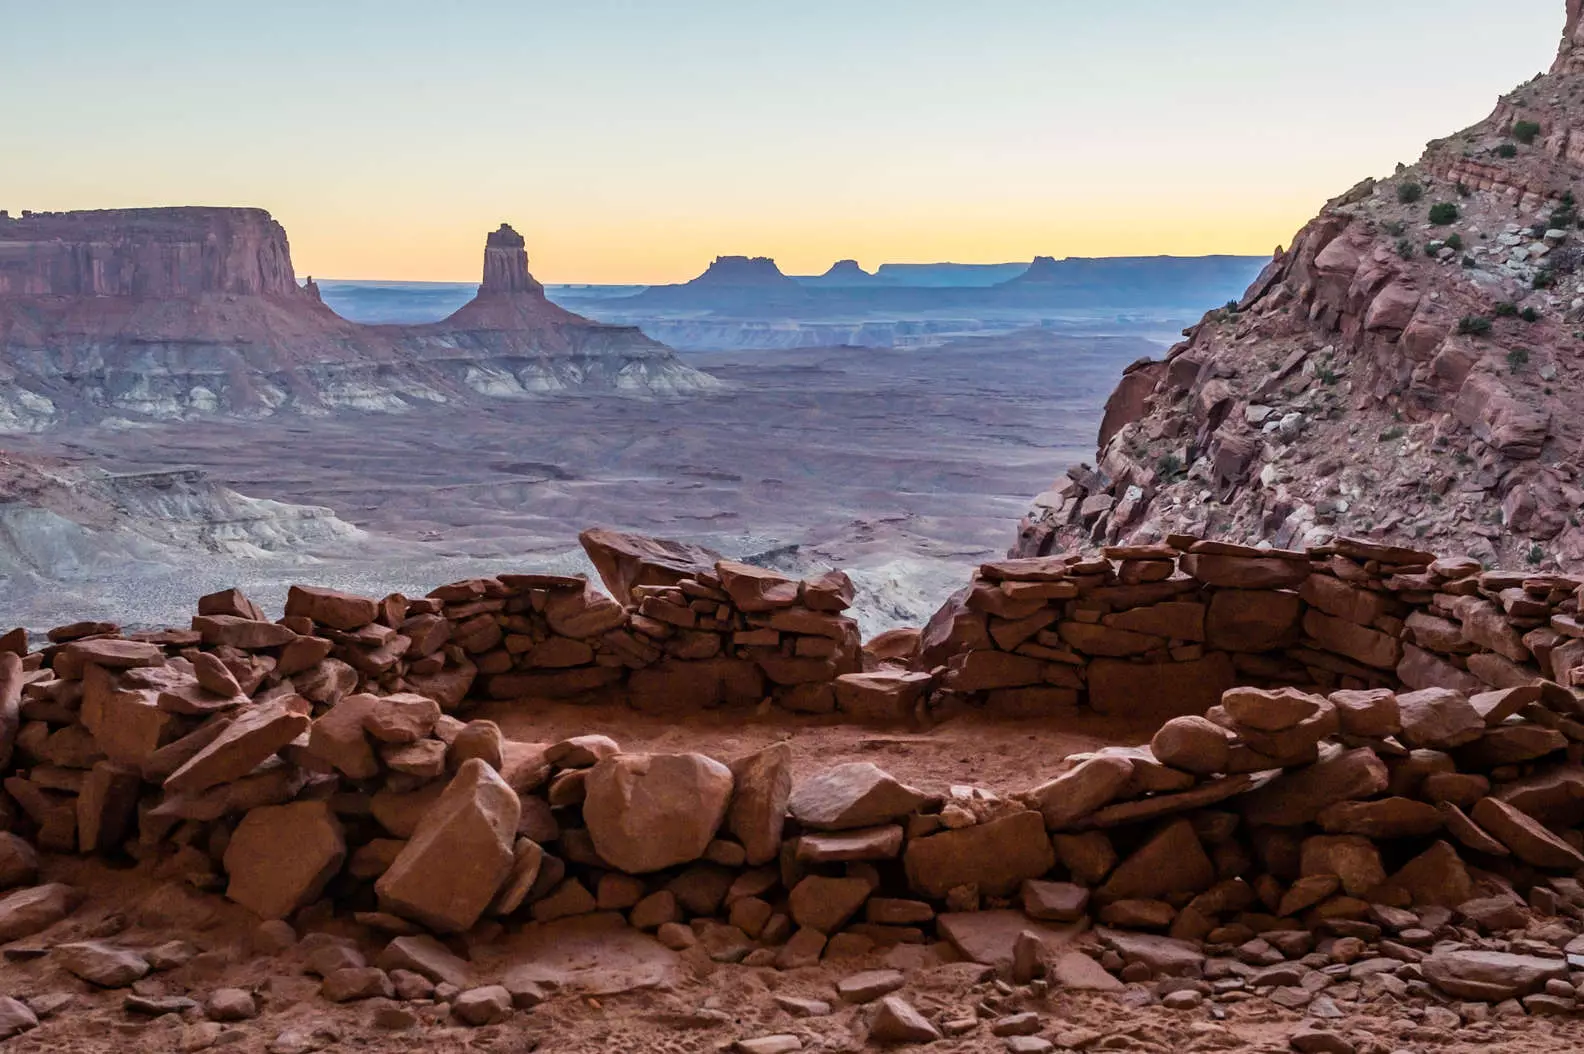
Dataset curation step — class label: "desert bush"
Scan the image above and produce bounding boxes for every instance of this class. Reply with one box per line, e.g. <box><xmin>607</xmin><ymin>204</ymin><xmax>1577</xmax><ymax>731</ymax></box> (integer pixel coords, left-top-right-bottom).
<box><xmin>1457</xmin><ymin>315</ymin><xmax>1492</xmax><ymax>336</ymax></box>
<box><xmin>1397</xmin><ymin>182</ymin><xmax>1424</xmax><ymax>204</ymax></box>
<box><xmin>1521</xmin><ymin>306</ymin><xmax>1540</xmax><ymax>323</ymax></box>
<box><xmin>1429</xmin><ymin>202</ymin><xmax>1459</xmax><ymax>225</ymax></box>
<box><xmin>1495</xmin><ymin>301</ymin><xmax>1518</xmax><ymax>317</ymax></box>
<box><xmin>1513</xmin><ymin>120</ymin><xmax>1542</xmax><ymax>145</ymax></box>
<box><xmin>1497</xmin><ymin>143</ymin><xmax>1518</xmax><ymax>159</ymax></box>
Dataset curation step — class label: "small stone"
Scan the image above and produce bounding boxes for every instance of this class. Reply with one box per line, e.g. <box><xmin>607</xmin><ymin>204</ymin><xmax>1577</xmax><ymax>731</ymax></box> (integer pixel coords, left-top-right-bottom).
<box><xmin>55</xmin><ymin>941</ymin><xmax>149</xmax><ymax>987</ymax></box>
<box><xmin>321</xmin><ymin>967</ymin><xmax>394</xmax><ymax>1002</ymax></box>
<box><xmin>990</xmin><ymin>1011</ymin><xmax>1042</xmax><ymax>1036</ymax></box>
<box><xmin>656</xmin><ymin>922</ymin><xmax>696</xmax><ymax>950</ymax></box>
<box><xmin>1004</xmin><ymin>1039</ymin><xmax>1054</xmax><ymax>1054</ymax></box>
<box><xmin>735</xmin><ymin>1037</ymin><xmax>802</xmax><ymax>1054</ymax></box>
<box><xmin>206</xmin><ymin>988</ymin><xmax>257</xmax><ymax>1022</ymax></box>
<box><xmin>838</xmin><ymin>968</ymin><xmax>906</xmax><ymax>1003</ymax></box>
<box><xmin>373</xmin><ymin>1005</ymin><xmax>418</xmax><ymax>1030</ymax></box>
<box><xmin>869</xmin><ymin>995</ymin><xmax>942</xmax><ymax>1044</ymax></box>
<box><xmin>252</xmin><ymin>919</ymin><xmax>297</xmax><ymax>955</ymax></box>
<box><xmin>452</xmin><ymin>985</ymin><xmax>512</xmax><ymax>1026</ymax></box>
<box><xmin>1161</xmin><ymin>989</ymin><xmax>1204</xmax><ymax>1009</ymax></box>
<box><xmin>774</xmin><ymin>995</ymin><xmax>832</xmax><ymax>1017</ymax></box>
<box><xmin>1290</xmin><ymin>1029</ymin><xmax>1355</xmax><ymax>1054</ymax></box>
<box><xmin>0</xmin><ymin>997</ymin><xmax>37</xmax><ymax>1039</ymax></box>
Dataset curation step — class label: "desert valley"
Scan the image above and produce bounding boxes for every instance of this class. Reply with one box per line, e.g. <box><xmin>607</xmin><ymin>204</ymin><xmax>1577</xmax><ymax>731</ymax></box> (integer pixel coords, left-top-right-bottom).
<box><xmin>7</xmin><ymin>4</ymin><xmax>1584</xmax><ymax>1054</ymax></box>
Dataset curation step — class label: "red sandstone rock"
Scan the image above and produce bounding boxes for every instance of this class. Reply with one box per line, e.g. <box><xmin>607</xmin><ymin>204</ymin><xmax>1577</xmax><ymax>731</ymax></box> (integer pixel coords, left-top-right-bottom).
<box><xmin>223</xmin><ymin>801</ymin><xmax>346</xmax><ymax>920</ymax></box>
<box><xmin>583</xmin><ymin>753</ymin><xmax>733</xmax><ymax>874</ymax></box>
<box><xmin>376</xmin><ymin>759</ymin><xmax>520</xmax><ymax>932</ymax></box>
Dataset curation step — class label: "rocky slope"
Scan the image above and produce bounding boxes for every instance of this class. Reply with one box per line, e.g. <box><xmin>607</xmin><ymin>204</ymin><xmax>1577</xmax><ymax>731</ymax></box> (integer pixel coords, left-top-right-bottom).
<box><xmin>1014</xmin><ymin>1</ymin><xmax>1584</xmax><ymax>573</ymax></box>
<box><xmin>0</xmin><ymin>212</ymin><xmax>713</xmax><ymax>430</ymax></box>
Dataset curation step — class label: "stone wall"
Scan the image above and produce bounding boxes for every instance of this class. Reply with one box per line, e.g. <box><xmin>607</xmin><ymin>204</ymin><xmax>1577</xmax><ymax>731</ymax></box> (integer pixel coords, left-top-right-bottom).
<box><xmin>3</xmin><ymin>527</ymin><xmax>1584</xmax><ymax>1010</ymax></box>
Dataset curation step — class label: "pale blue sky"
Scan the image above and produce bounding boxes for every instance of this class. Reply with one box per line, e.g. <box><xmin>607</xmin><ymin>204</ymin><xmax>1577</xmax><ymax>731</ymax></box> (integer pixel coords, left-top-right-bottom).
<box><xmin>0</xmin><ymin>0</ymin><xmax>1563</xmax><ymax>282</ymax></box>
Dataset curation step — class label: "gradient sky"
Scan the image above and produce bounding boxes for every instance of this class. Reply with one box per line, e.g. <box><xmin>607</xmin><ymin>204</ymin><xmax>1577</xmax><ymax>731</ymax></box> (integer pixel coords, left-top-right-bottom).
<box><xmin>1</xmin><ymin>0</ymin><xmax>1564</xmax><ymax>284</ymax></box>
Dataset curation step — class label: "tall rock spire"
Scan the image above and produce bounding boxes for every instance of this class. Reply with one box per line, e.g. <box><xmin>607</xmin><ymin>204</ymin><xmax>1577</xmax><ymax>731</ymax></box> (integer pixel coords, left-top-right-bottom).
<box><xmin>480</xmin><ymin>223</ymin><xmax>542</xmax><ymax>294</ymax></box>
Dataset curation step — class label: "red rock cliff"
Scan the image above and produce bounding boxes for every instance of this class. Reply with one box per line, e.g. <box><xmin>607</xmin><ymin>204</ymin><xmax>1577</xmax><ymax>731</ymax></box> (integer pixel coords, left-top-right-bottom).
<box><xmin>0</xmin><ymin>207</ymin><xmax>303</xmax><ymax>298</ymax></box>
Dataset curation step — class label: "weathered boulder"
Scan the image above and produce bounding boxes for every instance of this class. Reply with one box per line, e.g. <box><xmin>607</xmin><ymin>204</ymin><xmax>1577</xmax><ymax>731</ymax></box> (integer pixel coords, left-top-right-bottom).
<box><xmin>376</xmin><ymin>759</ymin><xmax>520</xmax><ymax>932</ymax></box>
<box><xmin>584</xmin><ymin>753</ymin><xmax>733</xmax><ymax>873</ymax></box>
<box><xmin>0</xmin><ymin>883</ymin><xmax>79</xmax><ymax>941</ymax></box>
<box><xmin>224</xmin><ymin>801</ymin><xmax>347</xmax><ymax>920</ymax></box>
<box><xmin>1098</xmin><ymin>819</ymin><xmax>1214</xmax><ymax>902</ymax></box>
<box><xmin>903</xmin><ymin>811</ymin><xmax>1056</xmax><ymax>898</ymax></box>
<box><xmin>1397</xmin><ymin>689</ymin><xmax>1485</xmax><ymax>749</ymax></box>
<box><xmin>1026</xmin><ymin>756</ymin><xmax>1134</xmax><ymax>829</ymax></box>
<box><xmin>788</xmin><ymin>763</ymin><xmax>929</xmax><ymax>831</ymax></box>
<box><xmin>1149</xmin><ymin>716</ymin><xmax>1231</xmax><ymax>775</ymax></box>
<box><xmin>1423</xmin><ymin>949</ymin><xmax>1569</xmax><ymax>1001</ymax></box>
<box><xmin>728</xmin><ymin>744</ymin><xmax>791</xmax><ymax>866</ymax></box>
<box><xmin>1471</xmin><ymin>796</ymin><xmax>1584</xmax><ymax>869</ymax></box>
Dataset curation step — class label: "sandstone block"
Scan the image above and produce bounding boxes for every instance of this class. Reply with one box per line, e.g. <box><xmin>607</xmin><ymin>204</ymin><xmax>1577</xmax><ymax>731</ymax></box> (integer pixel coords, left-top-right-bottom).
<box><xmin>584</xmin><ymin>753</ymin><xmax>733</xmax><ymax>874</ymax></box>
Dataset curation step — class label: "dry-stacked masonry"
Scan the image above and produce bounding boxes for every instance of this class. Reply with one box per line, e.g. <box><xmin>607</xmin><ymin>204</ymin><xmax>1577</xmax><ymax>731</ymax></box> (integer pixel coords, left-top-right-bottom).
<box><xmin>3</xmin><ymin>529</ymin><xmax>1584</xmax><ymax>1014</ymax></box>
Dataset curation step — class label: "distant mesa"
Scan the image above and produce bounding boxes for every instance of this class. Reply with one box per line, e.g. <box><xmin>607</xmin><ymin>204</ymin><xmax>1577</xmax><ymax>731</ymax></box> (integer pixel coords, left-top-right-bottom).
<box><xmin>0</xmin><ymin>207</ymin><xmax>713</xmax><ymax>431</ymax></box>
<box><xmin>799</xmin><ymin>259</ymin><xmax>884</xmax><ymax>288</ymax></box>
<box><xmin>687</xmin><ymin>255</ymin><xmax>799</xmax><ymax>288</ymax></box>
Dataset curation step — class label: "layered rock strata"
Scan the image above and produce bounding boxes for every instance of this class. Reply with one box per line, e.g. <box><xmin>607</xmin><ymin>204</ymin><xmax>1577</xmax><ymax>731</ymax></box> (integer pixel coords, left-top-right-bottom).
<box><xmin>1012</xmin><ymin>3</ymin><xmax>1584</xmax><ymax>572</ymax></box>
<box><xmin>0</xmin><ymin>211</ymin><xmax>713</xmax><ymax>430</ymax></box>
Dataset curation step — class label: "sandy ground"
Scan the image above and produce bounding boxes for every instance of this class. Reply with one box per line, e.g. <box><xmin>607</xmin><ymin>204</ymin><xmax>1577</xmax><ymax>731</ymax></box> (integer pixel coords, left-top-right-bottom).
<box><xmin>3</xmin><ymin>714</ymin><xmax>1584</xmax><ymax>1053</ymax></box>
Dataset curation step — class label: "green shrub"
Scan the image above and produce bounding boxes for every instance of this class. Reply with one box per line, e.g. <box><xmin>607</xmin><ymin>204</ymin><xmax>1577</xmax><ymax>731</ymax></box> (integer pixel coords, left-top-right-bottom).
<box><xmin>1383</xmin><ymin>220</ymin><xmax>1406</xmax><ymax>236</ymax></box>
<box><xmin>1429</xmin><ymin>202</ymin><xmax>1459</xmax><ymax>225</ymax></box>
<box><xmin>1513</xmin><ymin>120</ymin><xmax>1543</xmax><ymax>145</ymax></box>
<box><xmin>1534</xmin><ymin>269</ymin><xmax>1557</xmax><ymax>289</ymax></box>
<box><xmin>1445</xmin><ymin>233</ymin><xmax>1463</xmax><ymax>251</ymax></box>
<box><xmin>1396</xmin><ymin>238</ymin><xmax>1415</xmax><ymax>260</ymax></box>
<box><xmin>1495</xmin><ymin>301</ymin><xmax>1519</xmax><ymax>317</ymax></box>
<box><xmin>1379</xmin><ymin>426</ymin><xmax>1406</xmax><ymax>442</ymax></box>
<box><xmin>1157</xmin><ymin>452</ymin><xmax>1183</xmax><ymax>478</ymax></box>
<box><xmin>1457</xmin><ymin>182</ymin><xmax>1472</xmax><ymax>197</ymax></box>
<box><xmin>1497</xmin><ymin>143</ymin><xmax>1518</xmax><ymax>159</ymax></box>
<box><xmin>1521</xmin><ymin>306</ymin><xmax>1540</xmax><ymax>322</ymax></box>
<box><xmin>1457</xmin><ymin>315</ymin><xmax>1492</xmax><ymax>336</ymax></box>
<box><xmin>1397</xmin><ymin>182</ymin><xmax>1424</xmax><ymax>204</ymax></box>
<box><xmin>1508</xmin><ymin>347</ymin><xmax>1531</xmax><ymax>370</ymax></box>
<box><xmin>1528</xmin><ymin>544</ymin><xmax>1545</xmax><ymax>565</ymax></box>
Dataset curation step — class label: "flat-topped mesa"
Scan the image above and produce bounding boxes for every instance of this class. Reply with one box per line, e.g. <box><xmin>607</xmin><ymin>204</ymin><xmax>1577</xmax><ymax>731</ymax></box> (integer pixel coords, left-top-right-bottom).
<box><xmin>0</xmin><ymin>207</ymin><xmax>303</xmax><ymax>298</ymax></box>
<box><xmin>478</xmin><ymin>223</ymin><xmax>542</xmax><ymax>295</ymax></box>
<box><xmin>689</xmin><ymin>255</ymin><xmax>798</xmax><ymax>287</ymax></box>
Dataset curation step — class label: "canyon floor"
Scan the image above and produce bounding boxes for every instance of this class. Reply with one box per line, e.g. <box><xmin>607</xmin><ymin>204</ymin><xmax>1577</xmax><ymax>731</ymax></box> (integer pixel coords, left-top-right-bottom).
<box><xmin>3</xmin><ymin>328</ymin><xmax>1159</xmax><ymax>635</ymax></box>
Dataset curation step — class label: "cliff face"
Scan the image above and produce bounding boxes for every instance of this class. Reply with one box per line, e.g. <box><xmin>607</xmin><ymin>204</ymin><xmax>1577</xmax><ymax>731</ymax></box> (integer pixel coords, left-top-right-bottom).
<box><xmin>1011</xmin><ymin>0</ymin><xmax>1584</xmax><ymax>574</ymax></box>
<box><xmin>0</xmin><ymin>207</ymin><xmax>302</xmax><ymax>298</ymax></box>
<box><xmin>0</xmin><ymin>210</ymin><xmax>716</xmax><ymax>429</ymax></box>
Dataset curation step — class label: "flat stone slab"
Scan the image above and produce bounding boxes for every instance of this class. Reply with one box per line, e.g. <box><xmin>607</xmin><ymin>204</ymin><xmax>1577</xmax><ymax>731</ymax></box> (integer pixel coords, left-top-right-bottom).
<box><xmin>935</xmin><ymin>910</ymin><xmax>1084</xmax><ymax>969</ymax></box>
<box><xmin>487</xmin><ymin>912</ymin><xmax>682</xmax><ymax>996</ymax></box>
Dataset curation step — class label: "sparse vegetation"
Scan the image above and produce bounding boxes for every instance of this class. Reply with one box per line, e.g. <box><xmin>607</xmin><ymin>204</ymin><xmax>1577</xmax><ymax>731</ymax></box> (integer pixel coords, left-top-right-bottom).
<box><xmin>1528</xmin><ymin>543</ymin><xmax>1545</xmax><ymax>566</ymax></box>
<box><xmin>1495</xmin><ymin>301</ymin><xmax>1519</xmax><ymax>317</ymax></box>
<box><xmin>1513</xmin><ymin>120</ymin><xmax>1543</xmax><ymax>145</ymax></box>
<box><xmin>1428</xmin><ymin>202</ymin><xmax>1459</xmax><ymax>225</ymax></box>
<box><xmin>1397</xmin><ymin>181</ymin><xmax>1424</xmax><ymax>204</ymax></box>
<box><xmin>1156</xmin><ymin>452</ymin><xmax>1183</xmax><ymax>480</ymax></box>
<box><xmin>1383</xmin><ymin>220</ymin><xmax>1406</xmax><ymax>237</ymax></box>
<box><xmin>1316</xmin><ymin>365</ymin><xmax>1340</xmax><ymax>386</ymax></box>
<box><xmin>1397</xmin><ymin>238</ymin><xmax>1415</xmax><ymax>260</ymax></box>
<box><xmin>1521</xmin><ymin>306</ymin><xmax>1540</xmax><ymax>323</ymax></box>
<box><xmin>1457</xmin><ymin>315</ymin><xmax>1492</xmax><ymax>336</ymax></box>
<box><xmin>1444</xmin><ymin>233</ymin><xmax>1463</xmax><ymax>252</ymax></box>
<box><xmin>1534</xmin><ymin>268</ymin><xmax>1557</xmax><ymax>289</ymax></box>
<box><xmin>1497</xmin><ymin>143</ymin><xmax>1519</xmax><ymax>159</ymax></box>
<box><xmin>1379</xmin><ymin>426</ymin><xmax>1406</xmax><ymax>442</ymax></box>
<box><xmin>1508</xmin><ymin>347</ymin><xmax>1531</xmax><ymax>371</ymax></box>
<box><xmin>1456</xmin><ymin>182</ymin><xmax>1472</xmax><ymax>198</ymax></box>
